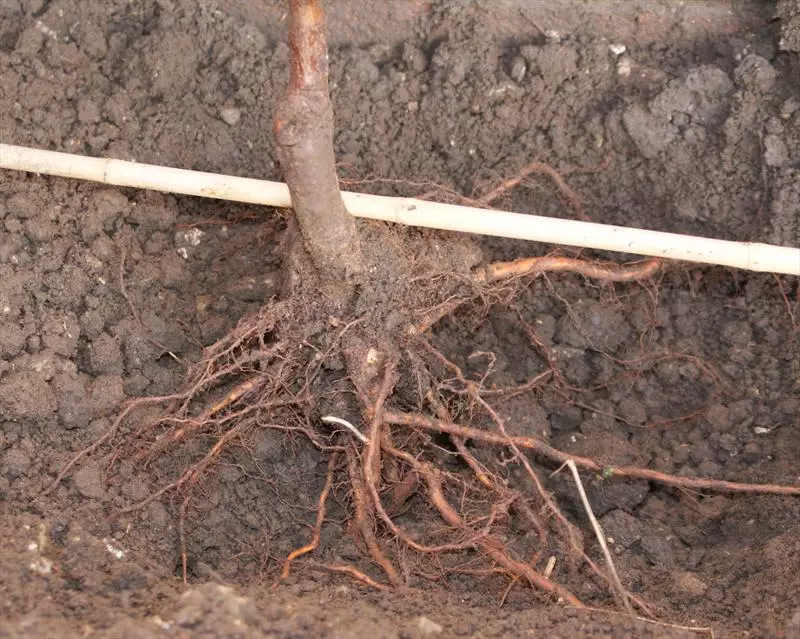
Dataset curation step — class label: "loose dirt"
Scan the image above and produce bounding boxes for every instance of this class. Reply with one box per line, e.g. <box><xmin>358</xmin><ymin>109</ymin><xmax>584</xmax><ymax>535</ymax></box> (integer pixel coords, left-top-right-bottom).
<box><xmin>0</xmin><ymin>1</ymin><xmax>798</xmax><ymax>637</ymax></box>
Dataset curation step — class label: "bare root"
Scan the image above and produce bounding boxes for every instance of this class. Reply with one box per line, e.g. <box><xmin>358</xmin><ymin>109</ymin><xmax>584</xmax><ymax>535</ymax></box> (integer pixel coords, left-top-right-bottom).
<box><xmin>38</xmin><ymin>105</ymin><xmax>799</xmax><ymax>619</ymax></box>
<box><xmin>278</xmin><ymin>451</ymin><xmax>339</xmax><ymax>581</ymax></box>
<box><xmin>477</xmin><ymin>255</ymin><xmax>663</xmax><ymax>284</ymax></box>
<box><xmin>41</xmin><ymin>249</ymin><xmax>800</xmax><ymax>618</ymax></box>
<box><xmin>381</xmin><ymin>411</ymin><xmax>800</xmax><ymax>496</ymax></box>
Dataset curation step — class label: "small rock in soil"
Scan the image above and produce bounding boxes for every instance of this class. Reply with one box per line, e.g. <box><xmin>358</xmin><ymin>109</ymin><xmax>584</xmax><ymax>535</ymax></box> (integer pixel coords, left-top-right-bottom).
<box><xmin>780</xmin><ymin>97</ymin><xmax>799</xmax><ymax>120</ymax></box>
<box><xmin>509</xmin><ymin>56</ymin><xmax>526</xmax><ymax>83</ymax></box>
<box><xmin>219</xmin><ymin>106</ymin><xmax>241</xmax><ymax>126</ymax></box>
<box><xmin>764</xmin><ymin>134</ymin><xmax>790</xmax><ymax>167</ymax></box>
<box><xmin>616</xmin><ymin>56</ymin><xmax>632</xmax><ymax>77</ymax></box>
<box><xmin>417</xmin><ymin>616</ymin><xmax>444</xmax><ymax>636</ymax></box>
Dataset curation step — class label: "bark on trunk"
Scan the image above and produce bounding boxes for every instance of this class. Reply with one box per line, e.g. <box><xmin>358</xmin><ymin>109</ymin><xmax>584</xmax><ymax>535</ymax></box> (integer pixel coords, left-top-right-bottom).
<box><xmin>274</xmin><ymin>0</ymin><xmax>363</xmax><ymax>293</ymax></box>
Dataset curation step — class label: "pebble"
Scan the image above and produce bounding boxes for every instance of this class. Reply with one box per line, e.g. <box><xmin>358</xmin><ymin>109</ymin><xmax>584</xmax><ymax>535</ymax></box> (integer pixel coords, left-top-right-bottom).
<box><xmin>780</xmin><ymin>97</ymin><xmax>799</xmax><ymax>120</ymax></box>
<box><xmin>417</xmin><ymin>616</ymin><xmax>443</xmax><ymax>636</ymax></box>
<box><xmin>219</xmin><ymin>107</ymin><xmax>241</xmax><ymax>126</ymax></box>
<box><xmin>509</xmin><ymin>56</ymin><xmax>526</xmax><ymax>83</ymax></box>
<box><xmin>764</xmin><ymin>134</ymin><xmax>789</xmax><ymax>167</ymax></box>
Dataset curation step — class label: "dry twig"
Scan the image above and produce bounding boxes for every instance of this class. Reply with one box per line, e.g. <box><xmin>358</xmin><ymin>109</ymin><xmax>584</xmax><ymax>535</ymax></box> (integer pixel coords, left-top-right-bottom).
<box><xmin>564</xmin><ymin>460</ymin><xmax>632</xmax><ymax>615</ymax></box>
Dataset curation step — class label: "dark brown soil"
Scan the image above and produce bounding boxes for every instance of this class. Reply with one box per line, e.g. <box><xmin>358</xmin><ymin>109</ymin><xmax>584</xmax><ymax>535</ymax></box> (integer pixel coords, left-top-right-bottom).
<box><xmin>1</xmin><ymin>1</ymin><xmax>799</xmax><ymax>637</ymax></box>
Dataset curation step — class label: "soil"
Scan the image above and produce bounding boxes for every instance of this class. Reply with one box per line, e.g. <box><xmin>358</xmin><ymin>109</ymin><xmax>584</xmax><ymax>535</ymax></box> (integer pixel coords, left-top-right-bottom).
<box><xmin>0</xmin><ymin>0</ymin><xmax>799</xmax><ymax>637</ymax></box>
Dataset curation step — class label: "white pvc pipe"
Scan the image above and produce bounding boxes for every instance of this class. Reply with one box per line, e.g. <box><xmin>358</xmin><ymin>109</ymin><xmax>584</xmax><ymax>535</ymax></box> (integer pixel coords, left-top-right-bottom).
<box><xmin>2</xmin><ymin>143</ymin><xmax>798</xmax><ymax>275</ymax></box>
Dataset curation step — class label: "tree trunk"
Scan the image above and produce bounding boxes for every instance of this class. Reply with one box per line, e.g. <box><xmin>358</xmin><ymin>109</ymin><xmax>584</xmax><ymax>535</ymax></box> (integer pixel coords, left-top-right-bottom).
<box><xmin>273</xmin><ymin>0</ymin><xmax>364</xmax><ymax>297</ymax></box>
